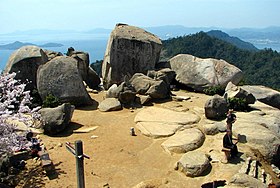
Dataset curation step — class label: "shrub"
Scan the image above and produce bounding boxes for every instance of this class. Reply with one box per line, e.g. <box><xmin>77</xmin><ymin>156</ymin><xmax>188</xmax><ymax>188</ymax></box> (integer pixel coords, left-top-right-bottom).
<box><xmin>203</xmin><ymin>85</ymin><xmax>224</xmax><ymax>96</ymax></box>
<box><xmin>42</xmin><ymin>94</ymin><xmax>61</xmax><ymax>108</ymax></box>
<box><xmin>227</xmin><ymin>97</ymin><xmax>249</xmax><ymax>111</ymax></box>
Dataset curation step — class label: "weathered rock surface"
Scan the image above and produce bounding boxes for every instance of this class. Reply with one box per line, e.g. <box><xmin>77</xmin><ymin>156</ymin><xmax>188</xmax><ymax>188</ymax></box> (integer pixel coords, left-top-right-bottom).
<box><xmin>130</xmin><ymin>73</ymin><xmax>170</xmax><ymax>99</ymax></box>
<box><xmin>161</xmin><ymin>128</ymin><xmax>205</xmax><ymax>154</ymax></box>
<box><xmin>204</xmin><ymin>94</ymin><xmax>228</xmax><ymax>120</ymax></box>
<box><xmin>102</xmin><ymin>24</ymin><xmax>162</xmax><ymax>89</ymax></box>
<box><xmin>37</xmin><ymin>56</ymin><xmax>93</xmax><ymax>106</ymax></box>
<box><xmin>135</xmin><ymin>107</ymin><xmax>200</xmax><ymax>125</ymax></box>
<box><xmin>225</xmin><ymin>82</ymin><xmax>256</xmax><ymax>104</ymax></box>
<box><xmin>169</xmin><ymin>54</ymin><xmax>243</xmax><ymax>92</ymax></box>
<box><xmin>135</xmin><ymin>107</ymin><xmax>200</xmax><ymax>138</ymax></box>
<box><xmin>233</xmin><ymin>111</ymin><xmax>280</xmax><ymax>163</ymax></box>
<box><xmin>43</xmin><ymin>49</ymin><xmax>63</xmax><ymax>61</ymax></box>
<box><xmin>39</xmin><ymin>103</ymin><xmax>75</xmax><ymax>135</ymax></box>
<box><xmin>175</xmin><ymin>150</ymin><xmax>210</xmax><ymax>177</ymax></box>
<box><xmin>241</xmin><ymin>85</ymin><xmax>280</xmax><ymax>109</ymax></box>
<box><xmin>4</xmin><ymin>45</ymin><xmax>48</xmax><ymax>90</ymax></box>
<box><xmin>98</xmin><ymin>98</ymin><xmax>122</xmax><ymax>112</ymax></box>
<box><xmin>201</xmin><ymin>124</ymin><xmax>219</xmax><ymax>135</ymax></box>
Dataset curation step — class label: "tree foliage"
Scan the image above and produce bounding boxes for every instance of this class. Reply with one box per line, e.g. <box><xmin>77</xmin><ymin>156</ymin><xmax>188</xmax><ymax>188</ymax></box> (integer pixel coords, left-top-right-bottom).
<box><xmin>162</xmin><ymin>32</ymin><xmax>280</xmax><ymax>89</ymax></box>
<box><xmin>0</xmin><ymin>73</ymin><xmax>41</xmax><ymax>155</ymax></box>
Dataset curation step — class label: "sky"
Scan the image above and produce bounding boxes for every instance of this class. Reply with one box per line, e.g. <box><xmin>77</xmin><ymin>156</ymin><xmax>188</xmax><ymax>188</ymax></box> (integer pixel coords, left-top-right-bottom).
<box><xmin>0</xmin><ymin>0</ymin><xmax>280</xmax><ymax>34</ymax></box>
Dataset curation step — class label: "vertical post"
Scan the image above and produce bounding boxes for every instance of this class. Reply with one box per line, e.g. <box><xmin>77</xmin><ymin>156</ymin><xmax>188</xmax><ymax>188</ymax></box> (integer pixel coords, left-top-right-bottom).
<box><xmin>75</xmin><ymin>140</ymin><xmax>85</xmax><ymax>188</ymax></box>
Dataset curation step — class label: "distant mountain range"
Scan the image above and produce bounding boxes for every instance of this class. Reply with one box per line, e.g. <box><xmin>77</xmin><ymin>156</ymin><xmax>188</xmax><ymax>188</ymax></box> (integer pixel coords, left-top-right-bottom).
<box><xmin>206</xmin><ymin>30</ymin><xmax>258</xmax><ymax>51</ymax></box>
<box><xmin>0</xmin><ymin>25</ymin><xmax>279</xmax><ymax>51</ymax></box>
<box><xmin>0</xmin><ymin>41</ymin><xmax>63</xmax><ymax>50</ymax></box>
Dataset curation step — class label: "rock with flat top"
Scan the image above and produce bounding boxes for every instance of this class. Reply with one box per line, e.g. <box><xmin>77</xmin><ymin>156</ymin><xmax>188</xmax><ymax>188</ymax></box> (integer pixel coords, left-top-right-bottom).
<box><xmin>161</xmin><ymin>128</ymin><xmax>205</xmax><ymax>154</ymax></box>
<box><xmin>135</xmin><ymin>107</ymin><xmax>200</xmax><ymax>138</ymax></box>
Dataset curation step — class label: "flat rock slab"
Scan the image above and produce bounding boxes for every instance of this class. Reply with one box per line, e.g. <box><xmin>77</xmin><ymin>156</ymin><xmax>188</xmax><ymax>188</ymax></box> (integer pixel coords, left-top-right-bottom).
<box><xmin>161</xmin><ymin>128</ymin><xmax>205</xmax><ymax>154</ymax></box>
<box><xmin>134</xmin><ymin>107</ymin><xmax>200</xmax><ymax>138</ymax></box>
<box><xmin>136</xmin><ymin>122</ymin><xmax>193</xmax><ymax>138</ymax></box>
<box><xmin>134</xmin><ymin>107</ymin><xmax>200</xmax><ymax>124</ymax></box>
<box><xmin>98</xmin><ymin>98</ymin><xmax>122</xmax><ymax>112</ymax></box>
<box><xmin>175</xmin><ymin>150</ymin><xmax>210</xmax><ymax>177</ymax></box>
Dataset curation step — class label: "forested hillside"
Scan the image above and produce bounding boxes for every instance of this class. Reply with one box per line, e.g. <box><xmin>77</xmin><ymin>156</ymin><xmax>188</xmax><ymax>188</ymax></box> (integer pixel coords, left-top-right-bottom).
<box><xmin>162</xmin><ymin>32</ymin><xmax>280</xmax><ymax>90</ymax></box>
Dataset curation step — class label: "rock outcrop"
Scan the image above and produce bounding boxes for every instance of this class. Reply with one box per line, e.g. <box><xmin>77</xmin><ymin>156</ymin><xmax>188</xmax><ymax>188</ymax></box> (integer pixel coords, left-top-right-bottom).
<box><xmin>233</xmin><ymin>110</ymin><xmax>280</xmax><ymax>164</ymax></box>
<box><xmin>102</xmin><ymin>23</ymin><xmax>162</xmax><ymax>89</ymax></box>
<box><xmin>241</xmin><ymin>85</ymin><xmax>280</xmax><ymax>109</ymax></box>
<box><xmin>37</xmin><ymin>56</ymin><xmax>93</xmax><ymax>107</ymax></box>
<box><xmin>169</xmin><ymin>54</ymin><xmax>243</xmax><ymax>92</ymax></box>
<box><xmin>4</xmin><ymin>45</ymin><xmax>48</xmax><ymax>90</ymax></box>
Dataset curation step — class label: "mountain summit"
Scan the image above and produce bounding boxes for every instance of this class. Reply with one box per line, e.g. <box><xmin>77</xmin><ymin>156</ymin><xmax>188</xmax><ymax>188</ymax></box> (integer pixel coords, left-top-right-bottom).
<box><xmin>207</xmin><ymin>30</ymin><xmax>258</xmax><ymax>51</ymax></box>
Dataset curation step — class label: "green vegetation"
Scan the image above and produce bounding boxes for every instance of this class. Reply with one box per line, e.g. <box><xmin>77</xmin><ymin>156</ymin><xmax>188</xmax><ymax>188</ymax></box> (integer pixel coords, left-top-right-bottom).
<box><xmin>42</xmin><ymin>94</ymin><xmax>61</xmax><ymax>108</ymax></box>
<box><xmin>227</xmin><ymin>97</ymin><xmax>249</xmax><ymax>111</ymax></box>
<box><xmin>162</xmin><ymin>32</ymin><xmax>280</xmax><ymax>90</ymax></box>
<box><xmin>203</xmin><ymin>85</ymin><xmax>224</xmax><ymax>96</ymax></box>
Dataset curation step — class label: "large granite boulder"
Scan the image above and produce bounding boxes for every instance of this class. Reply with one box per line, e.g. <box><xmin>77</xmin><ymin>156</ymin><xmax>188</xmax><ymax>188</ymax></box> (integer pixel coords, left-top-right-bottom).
<box><xmin>169</xmin><ymin>54</ymin><xmax>243</xmax><ymax>92</ymax></box>
<box><xmin>204</xmin><ymin>95</ymin><xmax>228</xmax><ymax>120</ymax></box>
<box><xmin>161</xmin><ymin>128</ymin><xmax>205</xmax><ymax>154</ymax></box>
<box><xmin>102</xmin><ymin>23</ymin><xmax>162</xmax><ymax>89</ymax></box>
<box><xmin>37</xmin><ymin>56</ymin><xmax>93</xmax><ymax>107</ymax></box>
<box><xmin>224</xmin><ymin>82</ymin><xmax>256</xmax><ymax>104</ymax></box>
<box><xmin>134</xmin><ymin>107</ymin><xmax>200</xmax><ymax>138</ymax></box>
<box><xmin>4</xmin><ymin>45</ymin><xmax>48</xmax><ymax>90</ymax></box>
<box><xmin>39</xmin><ymin>103</ymin><xmax>75</xmax><ymax>135</ymax></box>
<box><xmin>130</xmin><ymin>73</ymin><xmax>170</xmax><ymax>99</ymax></box>
<box><xmin>175</xmin><ymin>151</ymin><xmax>210</xmax><ymax>177</ymax></box>
<box><xmin>241</xmin><ymin>85</ymin><xmax>280</xmax><ymax>109</ymax></box>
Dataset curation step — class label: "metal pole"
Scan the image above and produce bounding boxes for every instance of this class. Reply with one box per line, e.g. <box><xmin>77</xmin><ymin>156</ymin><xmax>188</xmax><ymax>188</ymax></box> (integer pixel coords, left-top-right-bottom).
<box><xmin>75</xmin><ymin>140</ymin><xmax>85</xmax><ymax>188</ymax></box>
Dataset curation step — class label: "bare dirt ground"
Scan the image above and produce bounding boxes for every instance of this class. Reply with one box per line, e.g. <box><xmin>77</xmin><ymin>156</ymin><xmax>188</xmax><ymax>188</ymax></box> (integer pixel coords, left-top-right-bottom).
<box><xmin>15</xmin><ymin>90</ymin><xmax>251</xmax><ymax>188</ymax></box>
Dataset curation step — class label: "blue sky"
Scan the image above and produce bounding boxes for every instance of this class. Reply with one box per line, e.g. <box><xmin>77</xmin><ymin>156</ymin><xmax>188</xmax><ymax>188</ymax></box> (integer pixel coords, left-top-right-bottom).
<box><xmin>0</xmin><ymin>0</ymin><xmax>279</xmax><ymax>34</ymax></box>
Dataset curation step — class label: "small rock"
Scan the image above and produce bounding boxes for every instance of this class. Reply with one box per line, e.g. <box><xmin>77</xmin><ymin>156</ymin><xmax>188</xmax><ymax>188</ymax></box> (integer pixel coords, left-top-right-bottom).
<box><xmin>57</xmin><ymin>143</ymin><xmax>63</xmax><ymax>147</ymax></box>
<box><xmin>91</xmin><ymin>135</ymin><xmax>99</xmax><ymax>139</ymax></box>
